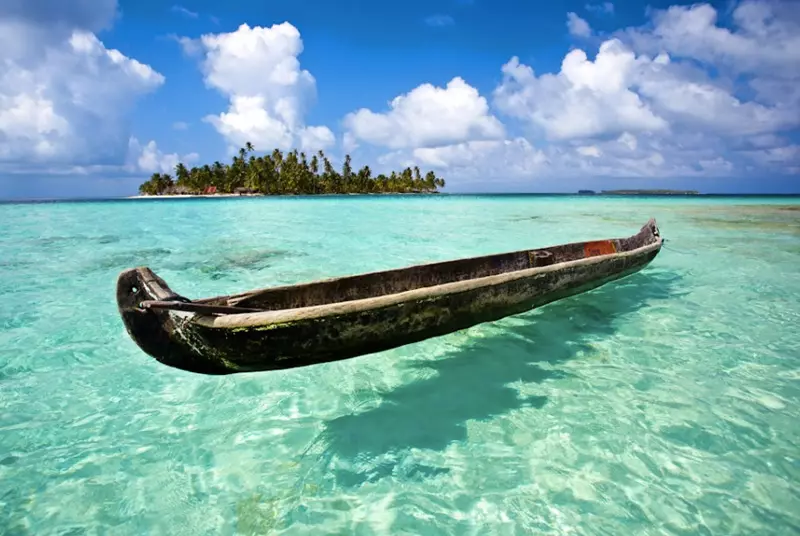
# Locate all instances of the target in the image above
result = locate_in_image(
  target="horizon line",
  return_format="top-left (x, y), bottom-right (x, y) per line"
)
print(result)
top-left (3, 191), bottom-right (800, 203)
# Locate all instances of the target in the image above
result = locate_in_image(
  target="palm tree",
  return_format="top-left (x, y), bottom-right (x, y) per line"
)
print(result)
top-left (141, 145), bottom-right (446, 196)
top-left (174, 162), bottom-right (191, 190)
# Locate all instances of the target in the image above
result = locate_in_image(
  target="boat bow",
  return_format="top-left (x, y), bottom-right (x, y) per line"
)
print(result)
top-left (116, 267), bottom-right (234, 374)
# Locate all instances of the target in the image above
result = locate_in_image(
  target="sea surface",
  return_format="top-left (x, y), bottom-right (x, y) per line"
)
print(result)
top-left (1, 194), bottom-right (798, 535)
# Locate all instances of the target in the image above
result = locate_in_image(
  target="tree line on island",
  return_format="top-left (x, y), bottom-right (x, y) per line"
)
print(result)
top-left (138, 143), bottom-right (446, 196)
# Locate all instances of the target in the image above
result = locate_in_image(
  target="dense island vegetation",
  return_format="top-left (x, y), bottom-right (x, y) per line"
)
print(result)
top-left (138, 143), bottom-right (446, 196)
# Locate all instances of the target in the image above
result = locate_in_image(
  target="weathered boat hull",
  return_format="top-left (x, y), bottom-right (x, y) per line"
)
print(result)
top-left (117, 219), bottom-right (662, 375)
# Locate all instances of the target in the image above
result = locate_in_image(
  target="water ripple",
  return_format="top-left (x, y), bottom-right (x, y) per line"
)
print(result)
top-left (0, 196), bottom-right (798, 535)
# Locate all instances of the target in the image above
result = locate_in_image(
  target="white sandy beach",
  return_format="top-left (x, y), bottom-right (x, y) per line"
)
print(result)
top-left (127, 193), bottom-right (255, 199)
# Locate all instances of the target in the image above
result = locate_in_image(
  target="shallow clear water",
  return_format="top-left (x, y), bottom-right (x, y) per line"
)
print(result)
top-left (1, 195), bottom-right (799, 535)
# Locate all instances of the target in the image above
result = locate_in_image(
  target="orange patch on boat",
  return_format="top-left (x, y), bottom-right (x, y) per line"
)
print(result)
top-left (583, 240), bottom-right (617, 258)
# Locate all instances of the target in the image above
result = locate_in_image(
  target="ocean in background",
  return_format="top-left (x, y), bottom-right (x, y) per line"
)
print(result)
top-left (1, 194), bottom-right (798, 535)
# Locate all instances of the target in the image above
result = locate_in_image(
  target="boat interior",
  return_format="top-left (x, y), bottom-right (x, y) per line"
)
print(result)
top-left (200, 222), bottom-right (658, 312)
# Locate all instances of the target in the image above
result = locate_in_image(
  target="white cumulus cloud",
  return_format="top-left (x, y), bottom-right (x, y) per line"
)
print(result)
top-left (343, 77), bottom-right (505, 150)
top-left (621, 0), bottom-right (800, 78)
top-left (186, 22), bottom-right (334, 153)
top-left (409, 138), bottom-right (548, 179)
top-left (127, 138), bottom-right (199, 175)
top-left (0, 0), bottom-right (168, 171)
top-left (493, 39), bottom-right (668, 141)
top-left (567, 13), bottom-right (592, 38)
top-left (634, 60), bottom-right (793, 136)
top-left (299, 125), bottom-right (336, 152)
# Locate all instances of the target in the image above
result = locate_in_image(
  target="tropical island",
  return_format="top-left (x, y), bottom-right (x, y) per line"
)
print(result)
top-left (137, 143), bottom-right (446, 196)
top-left (602, 189), bottom-right (699, 195)
top-left (576, 189), bottom-right (699, 195)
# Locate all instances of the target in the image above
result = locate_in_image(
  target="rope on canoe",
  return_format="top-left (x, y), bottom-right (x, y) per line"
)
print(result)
top-left (138, 300), bottom-right (263, 315)
top-left (661, 238), bottom-right (698, 256)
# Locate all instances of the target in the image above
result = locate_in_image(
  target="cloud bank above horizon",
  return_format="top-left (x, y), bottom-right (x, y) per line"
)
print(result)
top-left (0, 0), bottom-right (798, 195)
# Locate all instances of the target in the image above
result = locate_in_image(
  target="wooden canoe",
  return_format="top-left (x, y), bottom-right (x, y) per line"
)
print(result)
top-left (117, 218), bottom-right (663, 375)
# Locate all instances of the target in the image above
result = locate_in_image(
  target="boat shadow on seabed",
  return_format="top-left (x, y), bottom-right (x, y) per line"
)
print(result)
top-left (297, 267), bottom-right (687, 490)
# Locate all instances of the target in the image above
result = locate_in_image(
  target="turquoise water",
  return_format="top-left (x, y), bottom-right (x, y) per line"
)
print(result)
top-left (1, 195), bottom-right (799, 535)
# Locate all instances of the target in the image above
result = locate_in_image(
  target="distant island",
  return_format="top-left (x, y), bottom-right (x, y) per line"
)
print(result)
top-left (577, 189), bottom-right (700, 196)
top-left (137, 143), bottom-right (445, 196)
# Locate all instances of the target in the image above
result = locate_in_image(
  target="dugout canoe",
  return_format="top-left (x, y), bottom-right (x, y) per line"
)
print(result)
top-left (117, 218), bottom-right (663, 375)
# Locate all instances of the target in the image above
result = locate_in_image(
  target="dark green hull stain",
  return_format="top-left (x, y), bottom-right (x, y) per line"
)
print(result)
top-left (117, 220), bottom-right (663, 375)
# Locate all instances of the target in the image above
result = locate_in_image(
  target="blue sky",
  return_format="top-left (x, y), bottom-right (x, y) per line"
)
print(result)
top-left (0, 0), bottom-right (798, 198)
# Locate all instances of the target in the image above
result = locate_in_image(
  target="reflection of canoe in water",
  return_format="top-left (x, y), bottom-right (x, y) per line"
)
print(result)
top-left (117, 219), bottom-right (663, 375)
